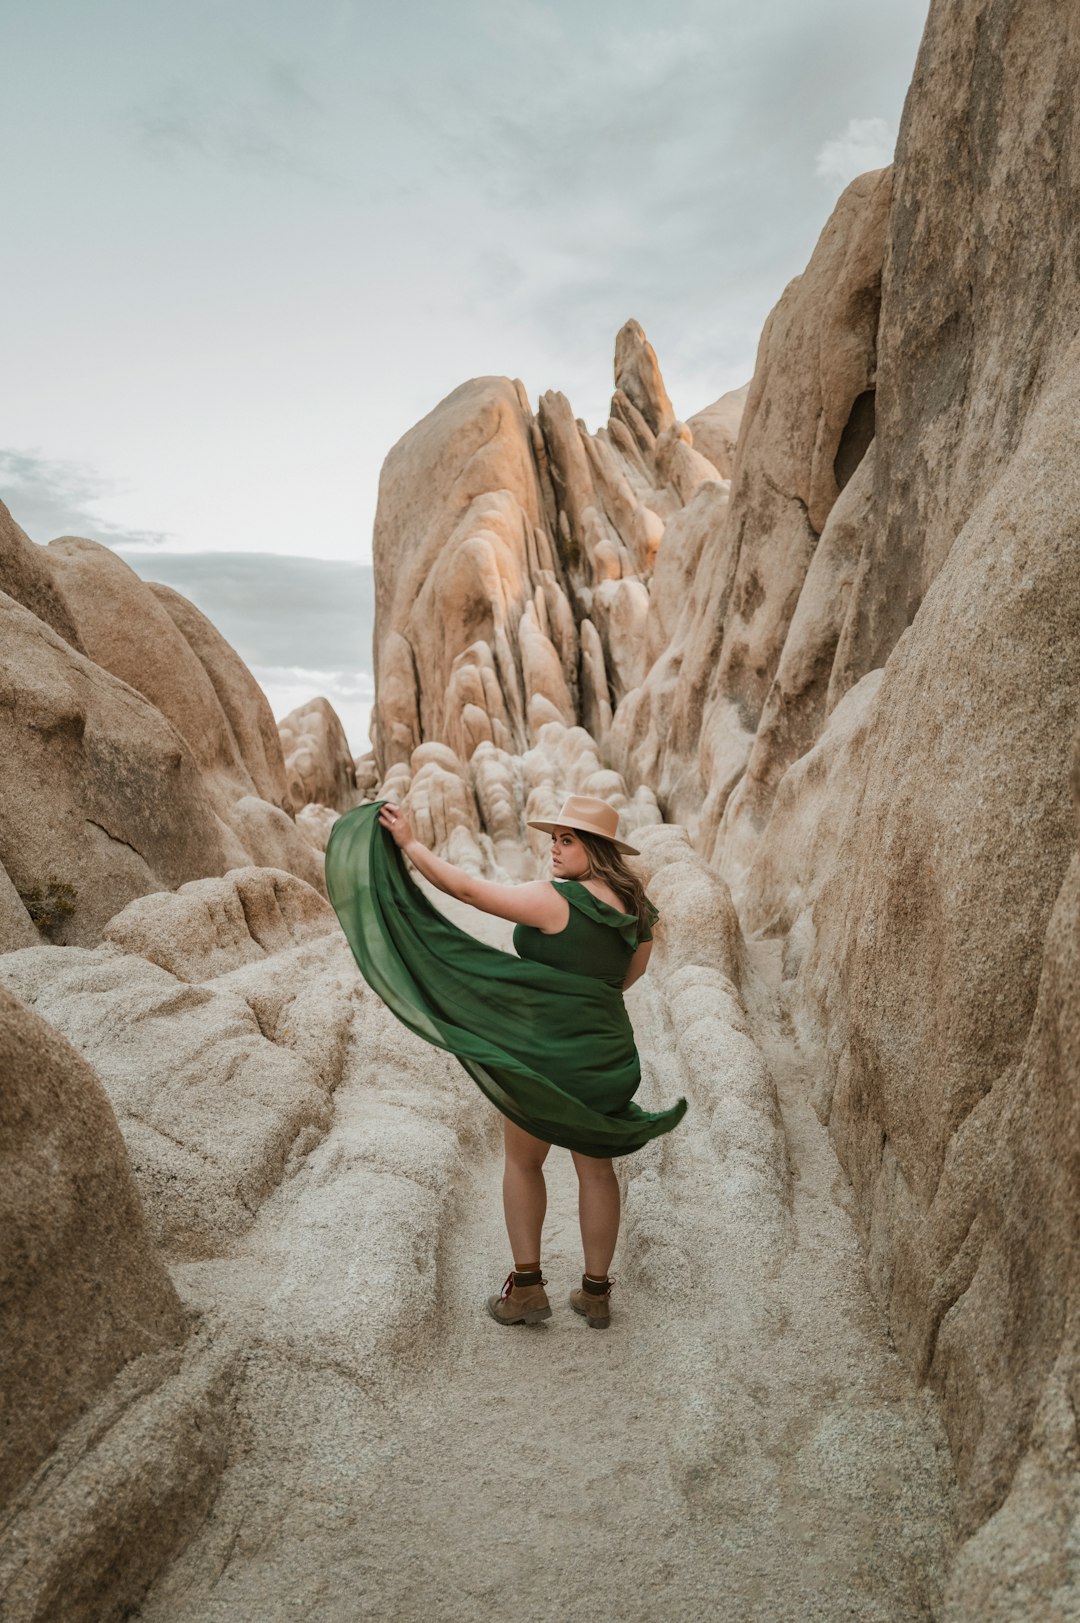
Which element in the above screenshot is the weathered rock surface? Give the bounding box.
[0,985,186,1505]
[278,695,358,813]
[0,590,234,947]
[221,795,329,896]
[294,801,340,851]
[43,539,296,827]
[0,500,85,650]
[101,864,338,982]
[686,383,749,480]
[372,376,549,770]
[718,8,1080,1603]
[610,167,891,858]
[148,581,291,811]
[367,322,738,870]
[0,521,323,949]
[782,368,1080,1564]
[0,869,354,1260]
[0,863,38,954]
[4,1,1079,1614]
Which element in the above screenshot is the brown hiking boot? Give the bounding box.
[570,1274,612,1329]
[486,1269,552,1326]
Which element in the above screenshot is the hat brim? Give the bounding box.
[526,817,640,856]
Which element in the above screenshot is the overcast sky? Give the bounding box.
[2,0,928,569]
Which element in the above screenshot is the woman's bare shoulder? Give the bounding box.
[578,878,633,912]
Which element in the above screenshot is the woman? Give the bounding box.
[323,792,686,1331]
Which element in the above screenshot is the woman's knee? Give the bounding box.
[571,1150,616,1182]
[504,1118,551,1169]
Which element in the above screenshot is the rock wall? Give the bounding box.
[729,3,1080,1596]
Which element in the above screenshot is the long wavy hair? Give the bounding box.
[566,828,658,941]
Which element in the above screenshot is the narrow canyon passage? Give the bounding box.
[134,900,956,1623]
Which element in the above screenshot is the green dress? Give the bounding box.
[324,801,687,1157]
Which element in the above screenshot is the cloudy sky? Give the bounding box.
[1,0,928,749]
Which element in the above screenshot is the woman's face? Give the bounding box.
[550,826,590,878]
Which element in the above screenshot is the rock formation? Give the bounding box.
[367,324,734,854]
[0,506,330,950]
[278,695,359,814]
[0,858,363,1619]
[0,985,186,1506]
[0,869,354,1260]
[0,587,234,948]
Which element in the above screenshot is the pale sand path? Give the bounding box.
[135,896,955,1622]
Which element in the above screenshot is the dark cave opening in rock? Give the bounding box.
[834,388,876,490]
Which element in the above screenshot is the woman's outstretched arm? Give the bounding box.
[378,801,566,930]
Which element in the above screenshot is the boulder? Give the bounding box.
[612,319,676,438]
[686,383,749,480]
[101,865,336,983]
[44,538,264,800]
[372,378,545,769]
[1,868,352,1261]
[0,499,84,650]
[0,984,185,1504]
[148,581,291,811]
[0,590,233,945]
[278,695,358,813]
[220,796,328,896]
[295,802,339,851]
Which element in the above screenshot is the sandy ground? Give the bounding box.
[134,896,956,1622]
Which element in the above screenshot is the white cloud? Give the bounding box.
[814,117,895,190]
[0,448,171,547]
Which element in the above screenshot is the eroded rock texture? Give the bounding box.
[0,507,333,950]
[0,869,355,1260]
[368,325,735,861]
[0,987,233,1623]
[279,695,359,814]
[0,865,360,1619]
[732,6,1080,1604]
[0,985,186,1504]
[609,167,891,867]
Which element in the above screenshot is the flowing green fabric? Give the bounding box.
[324,801,687,1157]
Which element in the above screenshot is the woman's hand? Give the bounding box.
[376,802,564,926]
[378,801,416,849]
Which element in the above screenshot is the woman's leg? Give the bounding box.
[570,1151,620,1277]
[502,1119,551,1265]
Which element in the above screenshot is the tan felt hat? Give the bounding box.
[526,794,640,855]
